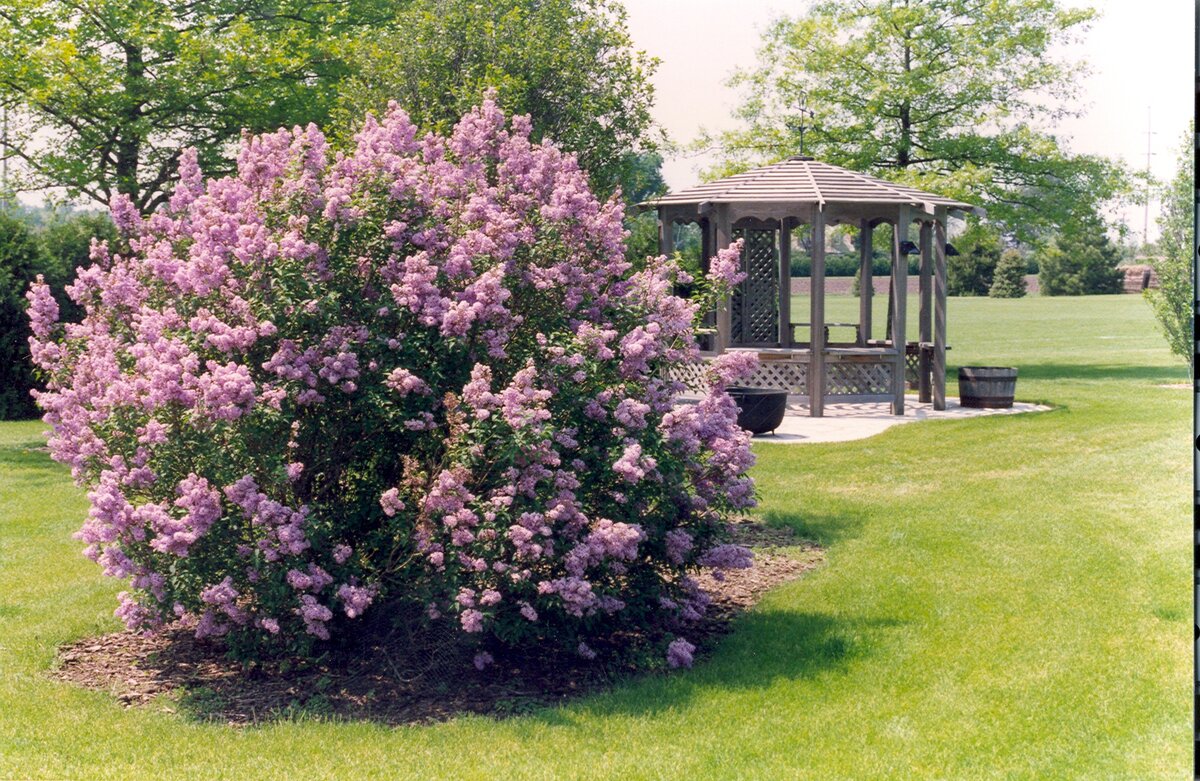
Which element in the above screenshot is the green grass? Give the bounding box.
[0,294,1189,779]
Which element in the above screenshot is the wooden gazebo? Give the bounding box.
[642,156,982,417]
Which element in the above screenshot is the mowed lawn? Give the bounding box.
[0,294,1189,780]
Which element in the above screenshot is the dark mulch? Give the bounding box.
[51,522,822,726]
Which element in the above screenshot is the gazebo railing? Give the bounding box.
[667,348,898,404]
[824,349,896,402]
[788,322,862,348]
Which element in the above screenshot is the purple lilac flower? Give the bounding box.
[698,543,754,570]
[710,351,760,387]
[666,638,696,669]
[336,582,375,618]
[297,594,333,639]
[460,609,484,633]
[379,488,405,517]
[706,240,746,287]
[664,529,694,565]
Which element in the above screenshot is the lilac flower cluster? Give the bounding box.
[27,95,758,664]
[666,637,696,669]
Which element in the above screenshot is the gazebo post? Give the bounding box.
[809,206,826,417]
[891,206,912,415]
[933,208,949,410]
[714,204,732,353]
[918,220,933,402]
[779,219,792,347]
[858,218,873,346]
[657,209,672,258]
[699,205,715,353]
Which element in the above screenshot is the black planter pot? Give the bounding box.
[726,386,789,435]
[957,366,1018,408]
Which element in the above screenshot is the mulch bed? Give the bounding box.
[51,522,822,726]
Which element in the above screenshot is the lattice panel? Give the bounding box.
[826,362,892,396]
[666,357,808,395]
[745,361,807,394]
[905,350,920,389]
[666,360,711,393]
[731,228,779,344]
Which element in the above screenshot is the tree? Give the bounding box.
[41,211,117,272]
[948,222,1001,296]
[0,210,112,419]
[705,0,1132,242]
[1146,124,1194,372]
[0,211,55,419]
[621,151,669,264]
[0,0,395,213]
[625,209,663,266]
[1037,214,1124,296]
[989,249,1028,298]
[39,211,118,322]
[333,0,659,199]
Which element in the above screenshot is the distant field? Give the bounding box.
[788,274,1043,296]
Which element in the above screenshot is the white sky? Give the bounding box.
[623,0,1194,242]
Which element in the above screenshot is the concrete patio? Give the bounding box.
[747,396,1049,444]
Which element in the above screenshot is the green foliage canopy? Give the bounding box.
[0,212,56,418]
[620,151,669,264]
[0,1,662,215]
[989,249,1028,298]
[705,0,1132,242]
[947,222,1001,296]
[0,0,396,212]
[40,211,117,274]
[333,0,660,199]
[1146,125,1194,372]
[1037,214,1124,296]
[0,209,115,420]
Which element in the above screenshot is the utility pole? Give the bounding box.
[1143,106,1156,252]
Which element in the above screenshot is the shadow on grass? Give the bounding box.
[757,510,866,548]
[547,609,907,723]
[148,608,897,726]
[0,438,67,487]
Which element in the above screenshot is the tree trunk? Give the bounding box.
[115,44,145,207]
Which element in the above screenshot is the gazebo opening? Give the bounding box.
[644,156,982,417]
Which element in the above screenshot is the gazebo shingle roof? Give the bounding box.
[642,156,980,215]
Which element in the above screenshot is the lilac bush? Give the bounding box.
[27,96,756,664]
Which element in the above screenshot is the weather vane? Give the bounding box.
[786,91,816,157]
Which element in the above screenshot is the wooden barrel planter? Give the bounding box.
[726,387,789,435]
[957,367,1018,408]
